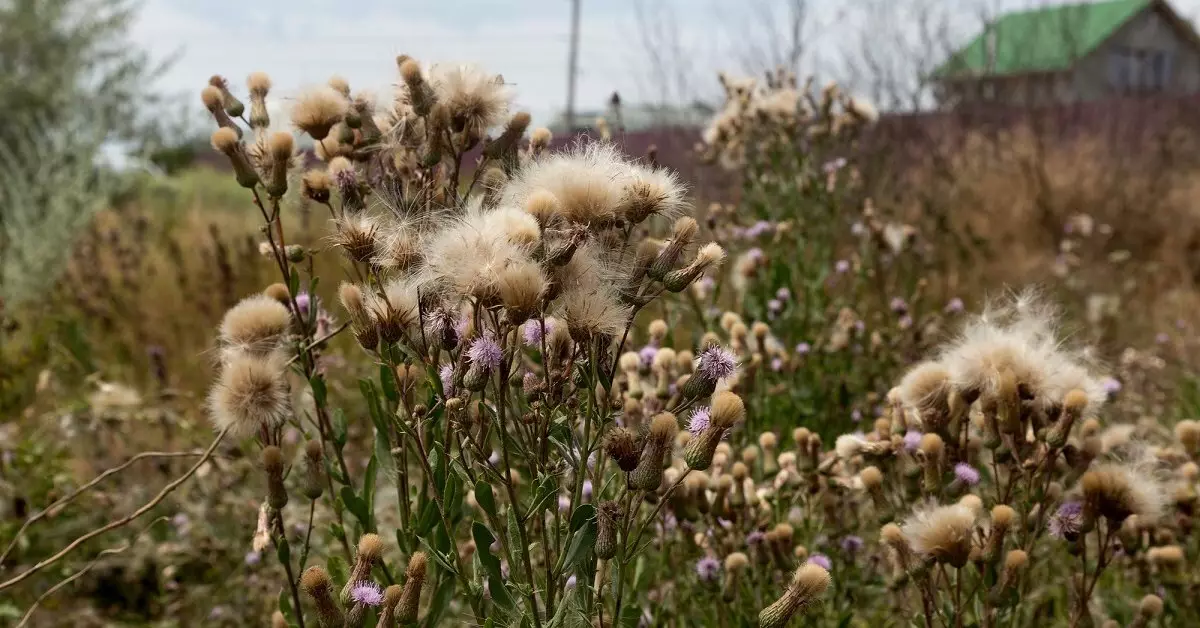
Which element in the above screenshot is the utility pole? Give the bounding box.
[565,0,581,133]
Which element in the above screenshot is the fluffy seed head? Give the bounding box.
[759,431,777,449]
[620,164,688,223]
[725,552,750,571]
[406,551,428,579]
[1004,549,1028,571]
[292,87,349,140]
[901,503,977,567]
[501,143,627,225]
[1080,459,1168,525]
[268,131,295,161]
[561,286,630,341]
[605,427,641,472]
[248,71,271,95]
[991,504,1016,529]
[1176,419,1200,451]
[919,433,945,457]
[497,259,546,320]
[357,533,385,560]
[300,566,332,593]
[524,189,559,224]
[430,64,510,137]
[201,85,223,111]
[208,353,290,440]
[1139,594,1164,618]
[220,295,291,353]
[898,361,951,429]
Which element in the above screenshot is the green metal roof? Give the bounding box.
[934,0,1150,78]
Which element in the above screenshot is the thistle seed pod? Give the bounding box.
[300,567,344,628]
[596,501,622,559]
[377,584,404,627]
[341,534,385,604]
[758,563,830,628]
[262,446,288,510]
[648,217,698,281]
[630,413,679,490]
[209,75,245,117]
[210,128,259,188]
[605,427,641,473]
[1046,389,1089,448]
[303,439,325,499]
[396,552,428,624]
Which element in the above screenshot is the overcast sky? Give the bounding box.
[133,0,1200,127]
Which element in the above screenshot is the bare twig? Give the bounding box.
[0,427,229,593]
[0,450,215,567]
[15,516,169,628]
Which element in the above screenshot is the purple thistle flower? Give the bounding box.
[565,575,577,588]
[746,247,765,263]
[522,371,539,394]
[696,556,721,582]
[746,530,766,546]
[903,430,922,452]
[850,221,866,236]
[808,553,832,570]
[244,550,261,566]
[350,581,384,607]
[889,297,908,313]
[468,336,504,371]
[776,287,791,301]
[688,408,712,434]
[954,462,981,486]
[770,357,783,372]
[294,292,312,317]
[696,345,738,382]
[795,342,811,355]
[439,364,456,396]
[945,297,964,313]
[523,320,550,346]
[840,536,864,554]
[558,495,571,512]
[582,480,593,500]
[898,315,913,329]
[1156,332,1170,344]
[851,409,862,423]
[767,299,782,312]
[1102,377,1121,395]
[834,259,850,273]
[1049,501,1084,539]
[638,345,658,367]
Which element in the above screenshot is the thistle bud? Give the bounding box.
[209,75,245,117]
[210,128,259,188]
[596,501,622,559]
[484,111,532,158]
[758,563,831,628]
[1131,594,1163,628]
[989,549,1027,603]
[303,440,326,499]
[759,431,779,476]
[262,446,288,510]
[983,505,1016,563]
[918,433,945,495]
[1046,389,1089,449]
[377,584,403,627]
[396,552,428,624]
[201,85,241,136]
[247,71,272,129]
[663,243,725,292]
[722,552,749,601]
[630,413,679,490]
[530,127,552,155]
[648,217,698,281]
[400,60,435,117]
[300,566,344,628]
[266,131,294,198]
[684,392,745,470]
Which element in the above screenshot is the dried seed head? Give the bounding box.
[991,504,1016,529]
[208,353,290,441]
[1004,548,1028,571]
[649,319,669,341]
[919,433,945,457]
[358,533,385,560]
[328,75,351,97]
[901,503,977,567]
[220,295,291,355]
[210,127,239,154]
[758,563,831,628]
[301,566,344,627]
[396,551,428,623]
[248,71,272,96]
[1176,419,1200,452]
[524,189,559,225]
[759,432,778,450]
[302,168,333,203]
[496,259,546,323]
[268,131,294,161]
[1139,594,1164,618]
[898,361,952,432]
[650,412,680,441]
[605,427,641,472]
[1080,461,1168,525]
[1146,544,1184,566]
[292,87,349,140]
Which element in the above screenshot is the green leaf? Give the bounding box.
[526,474,557,520]
[424,575,457,627]
[309,375,327,409]
[276,537,291,566]
[415,500,439,536]
[363,454,379,530]
[327,555,349,589]
[380,364,399,403]
[278,588,295,624]
[474,480,498,518]
[569,504,595,531]
[562,519,596,571]
[444,473,463,522]
[472,522,514,610]
[332,408,348,450]
[289,267,301,297]
[341,486,370,528]
[617,604,641,628]
[506,507,523,574]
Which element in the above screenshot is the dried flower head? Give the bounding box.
[1080,458,1169,525]
[292,87,349,140]
[901,502,977,567]
[430,64,509,138]
[758,563,831,628]
[208,353,290,441]
[219,295,291,355]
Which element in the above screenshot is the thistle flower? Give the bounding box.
[984,504,1016,562]
[620,163,688,224]
[663,242,726,292]
[1048,501,1083,539]
[247,71,271,128]
[696,556,721,582]
[377,585,404,627]
[687,408,712,434]
[501,143,628,225]
[350,581,384,607]
[292,87,349,141]
[953,462,980,486]
[265,131,294,198]
[208,352,290,441]
[467,336,503,371]
[900,502,977,568]
[649,217,699,280]
[630,413,679,490]
[807,553,832,570]
[300,567,344,628]
[758,563,831,628]
[342,534,386,604]
[683,345,738,399]
[684,392,744,470]
[201,85,240,135]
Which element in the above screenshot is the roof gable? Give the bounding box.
[935,0,1150,78]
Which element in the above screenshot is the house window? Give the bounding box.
[1109,47,1173,93]
[1109,47,1133,91]
[1148,51,1173,90]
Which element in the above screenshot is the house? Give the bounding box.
[932,0,1200,106]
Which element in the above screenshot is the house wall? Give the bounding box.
[1072,4,1200,99]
